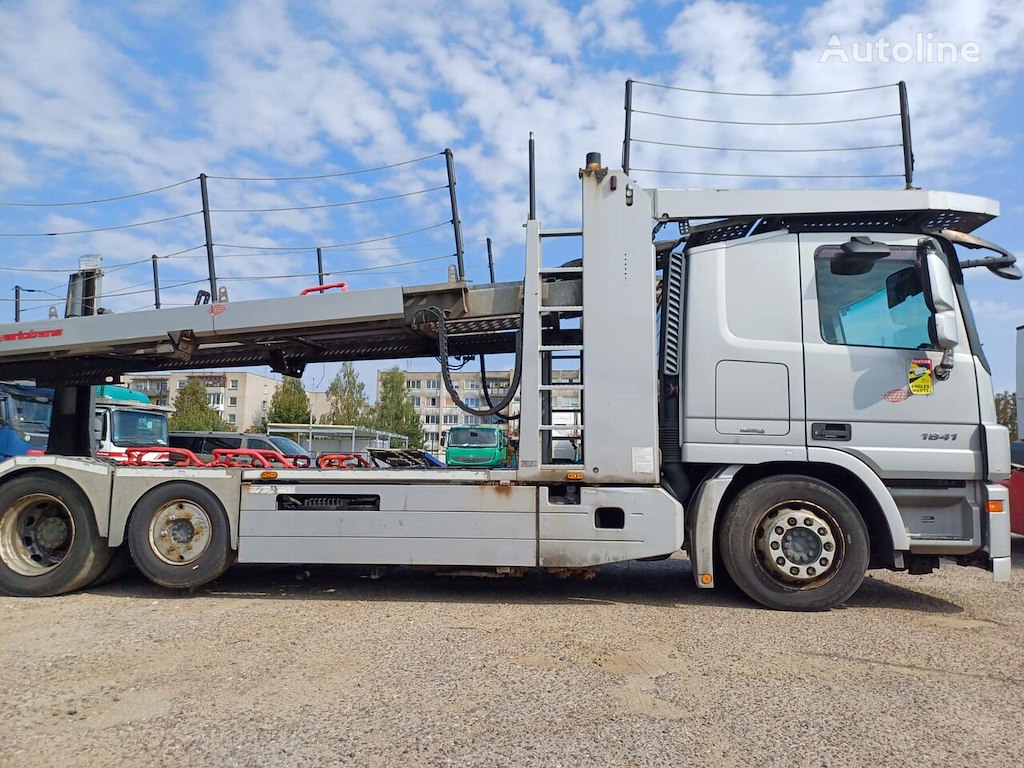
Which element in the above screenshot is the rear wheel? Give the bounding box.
[128,482,232,589]
[719,475,869,611]
[0,474,113,596]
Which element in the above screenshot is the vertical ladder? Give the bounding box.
[518,224,585,476]
[521,155,660,485]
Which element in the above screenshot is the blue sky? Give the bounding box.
[1,0,1022,393]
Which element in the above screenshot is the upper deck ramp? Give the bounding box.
[0,280,529,386]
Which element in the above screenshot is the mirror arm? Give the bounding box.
[930,228,1022,280]
[935,348,954,381]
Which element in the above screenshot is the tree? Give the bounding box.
[169,378,228,431]
[267,376,311,425]
[246,417,268,434]
[372,366,424,448]
[321,361,370,426]
[995,391,1018,441]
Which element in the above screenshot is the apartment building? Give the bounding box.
[124,371,281,431]
[380,368,581,453]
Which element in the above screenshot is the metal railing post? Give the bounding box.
[622,78,633,175]
[199,173,218,296]
[14,285,21,322]
[317,247,325,286]
[151,254,161,309]
[898,81,914,189]
[444,149,465,280]
[529,132,536,221]
[486,237,495,283]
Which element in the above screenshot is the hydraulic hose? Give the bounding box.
[417,306,522,418]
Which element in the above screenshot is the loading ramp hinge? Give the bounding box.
[270,349,306,379]
[166,330,198,361]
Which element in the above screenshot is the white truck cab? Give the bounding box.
[92,388,172,463]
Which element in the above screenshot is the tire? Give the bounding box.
[88,543,134,588]
[0,473,114,597]
[127,482,233,590]
[719,475,869,611]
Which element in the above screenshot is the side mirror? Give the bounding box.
[921,246,958,351]
[989,263,1023,280]
[439,431,446,447]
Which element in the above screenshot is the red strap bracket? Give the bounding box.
[300,282,348,296]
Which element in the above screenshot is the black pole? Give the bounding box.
[622,78,633,175]
[49,262,100,457]
[486,237,495,283]
[81,268,98,316]
[444,149,465,280]
[317,247,324,286]
[898,81,914,189]
[14,285,20,322]
[151,254,161,309]
[528,132,536,221]
[199,173,218,295]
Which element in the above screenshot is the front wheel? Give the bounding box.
[0,474,113,596]
[719,475,869,611]
[128,482,233,590]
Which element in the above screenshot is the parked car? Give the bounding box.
[169,431,311,461]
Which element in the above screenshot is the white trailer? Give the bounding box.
[0,151,1017,610]
[1017,324,1023,437]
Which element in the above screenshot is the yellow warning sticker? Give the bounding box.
[908,358,933,396]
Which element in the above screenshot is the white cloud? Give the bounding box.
[1,0,1021,388]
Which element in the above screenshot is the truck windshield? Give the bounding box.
[448,428,498,448]
[9,394,52,427]
[111,410,169,447]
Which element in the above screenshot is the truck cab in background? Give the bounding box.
[1009,324,1023,534]
[92,386,172,462]
[0,383,52,459]
[1015,323,1023,466]
[0,383,171,462]
[442,425,510,467]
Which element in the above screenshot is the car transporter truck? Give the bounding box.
[0,90,1018,610]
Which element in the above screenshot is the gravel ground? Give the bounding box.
[2,537,1023,768]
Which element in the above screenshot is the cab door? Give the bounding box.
[800,232,981,480]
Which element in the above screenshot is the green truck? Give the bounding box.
[443,425,511,467]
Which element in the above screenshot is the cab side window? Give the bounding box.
[814,244,936,350]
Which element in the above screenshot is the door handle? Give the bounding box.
[811,422,851,441]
